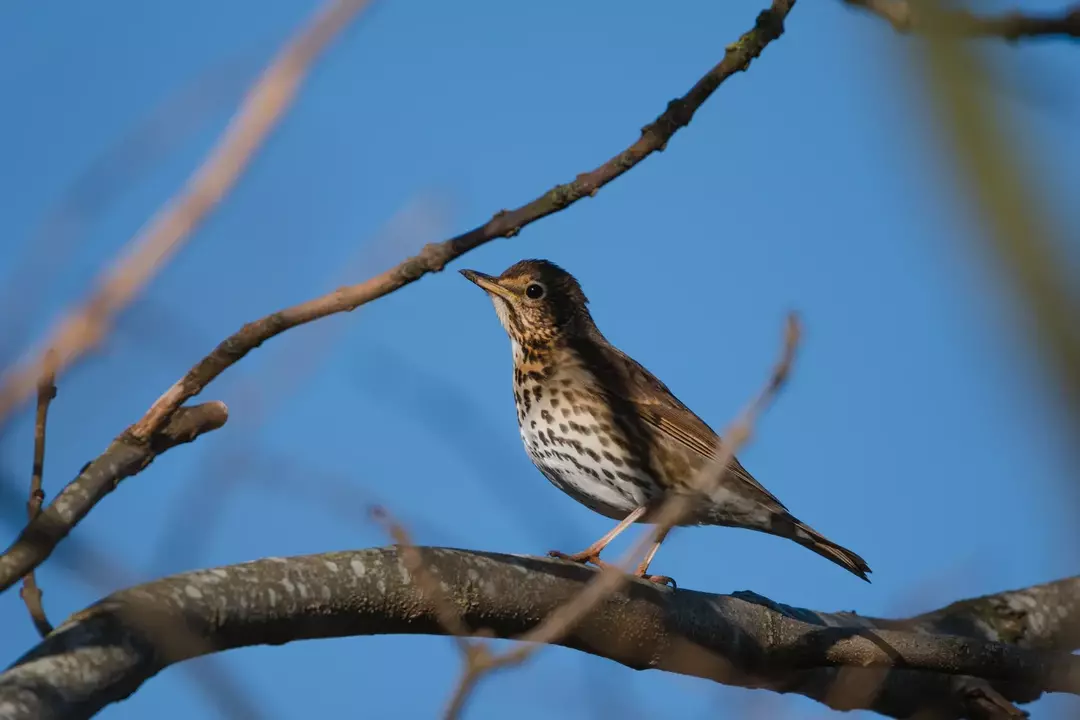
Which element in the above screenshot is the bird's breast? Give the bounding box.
[513,372,659,519]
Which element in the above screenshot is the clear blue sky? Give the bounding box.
[1,1,1078,717]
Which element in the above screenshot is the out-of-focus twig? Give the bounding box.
[370,505,499,720]
[0,0,373,432]
[371,507,477,646]
[0,53,254,375]
[19,351,58,638]
[906,0,1080,438]
[146,195,450,576]
[441,312,802,718]
[845,0,1080,40]
[122,0,796,445]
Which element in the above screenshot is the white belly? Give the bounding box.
[517,398,649,520]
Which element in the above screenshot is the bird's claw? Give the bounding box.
[547,549,613,570]
[550,550,676,587]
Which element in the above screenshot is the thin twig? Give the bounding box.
[123,0,796,444]
[441,312,803,717]
[370,506,476,646]
[0,0,373,432]
[0,402,229,593]
[19,350,58,638]
[370,506,499,720]
[844,0,1080,40]
[0,53,255,374]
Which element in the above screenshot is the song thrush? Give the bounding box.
[460,259,871,585]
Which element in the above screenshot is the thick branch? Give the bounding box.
[1,548,1076,719]
[0,402,228,594]
[845,0,1080,40]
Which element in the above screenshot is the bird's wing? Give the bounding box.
[599,345,787,509]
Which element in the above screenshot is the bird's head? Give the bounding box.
[460,259,592,349]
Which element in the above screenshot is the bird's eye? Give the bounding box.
[525,283,545,300]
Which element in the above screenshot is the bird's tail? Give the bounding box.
[771,513,872,582]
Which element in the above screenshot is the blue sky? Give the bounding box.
[1,0,1078,718]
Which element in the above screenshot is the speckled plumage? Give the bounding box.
[461,259,870,584]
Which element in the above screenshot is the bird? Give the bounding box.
[459,259,871,585]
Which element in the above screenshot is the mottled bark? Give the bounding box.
[0,547,1076,719]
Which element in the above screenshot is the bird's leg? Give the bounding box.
[633,525,676,587]
[549,506,647,567]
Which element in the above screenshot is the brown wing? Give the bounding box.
[597,344,787,510]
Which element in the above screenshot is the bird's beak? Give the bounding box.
[459,269,514,301]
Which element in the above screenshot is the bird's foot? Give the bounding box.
[547,548,612,570]
[550,550,676,587]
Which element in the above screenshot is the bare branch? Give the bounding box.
[1,548,1075,719]
[19,351,58,638]
[0,402,228,594]
[844,0,1080,40]
[0,0,373,431]
[124,0,798,444]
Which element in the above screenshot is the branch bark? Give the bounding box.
[1,547,1076,719]
[0,402,228,594]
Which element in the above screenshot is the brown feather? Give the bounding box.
[589,341,787,508]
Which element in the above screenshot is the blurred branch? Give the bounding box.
[845,0,1080,39]
[0,402,228,594]
[19,352,58,638]
[0,53,255,373]
[908,2,1080,439]
[1,548,1076,719]
[0,0,373,432]
[145,195,451,576]
[373,506,496,720]
[123,0,798,444]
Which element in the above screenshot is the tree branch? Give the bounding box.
[0,0,373,432]
[1,548,1076,719]
[19,351,57,638]
[0,402,228,594]
[125,0,797,444]
[844,0,1080,40]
